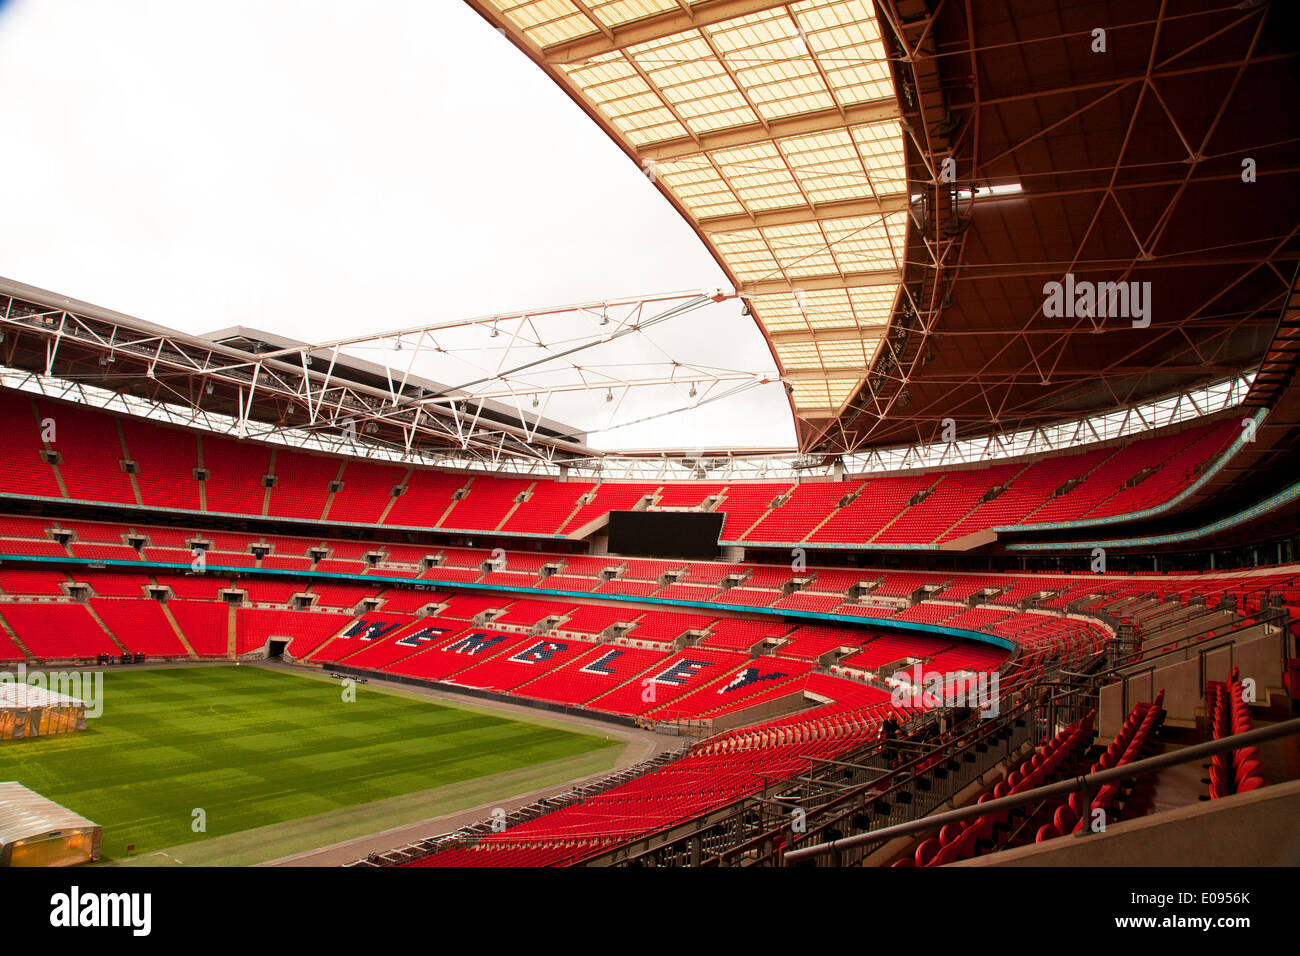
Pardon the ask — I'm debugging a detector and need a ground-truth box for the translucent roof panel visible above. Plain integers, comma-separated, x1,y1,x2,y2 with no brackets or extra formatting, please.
481,0,909,425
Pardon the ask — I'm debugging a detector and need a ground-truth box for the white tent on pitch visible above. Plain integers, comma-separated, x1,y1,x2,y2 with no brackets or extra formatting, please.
0,781,101,867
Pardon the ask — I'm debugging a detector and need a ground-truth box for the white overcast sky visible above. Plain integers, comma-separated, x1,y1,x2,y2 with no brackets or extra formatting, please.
0,0,797,451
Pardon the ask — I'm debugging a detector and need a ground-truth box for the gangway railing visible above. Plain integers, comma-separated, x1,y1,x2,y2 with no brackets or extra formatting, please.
781,717,1300,866
602,690,1062,868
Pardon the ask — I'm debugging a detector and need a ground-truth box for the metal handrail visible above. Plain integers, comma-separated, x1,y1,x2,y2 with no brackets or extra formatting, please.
712,700,1038,865
1104,621,1291,729
611,687,1067,868
782,716,1300,864
1108,604,1285,675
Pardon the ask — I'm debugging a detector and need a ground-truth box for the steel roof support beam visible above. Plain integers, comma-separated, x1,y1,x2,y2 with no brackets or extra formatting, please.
697,194,911,234
539,0,791,63
638,100,902,162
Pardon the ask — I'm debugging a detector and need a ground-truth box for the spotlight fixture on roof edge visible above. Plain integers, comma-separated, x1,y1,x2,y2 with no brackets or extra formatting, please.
963,182,1023,201
913,183,1023,204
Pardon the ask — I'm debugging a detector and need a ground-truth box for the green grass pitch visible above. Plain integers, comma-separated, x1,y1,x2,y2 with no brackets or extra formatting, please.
0,665,618,861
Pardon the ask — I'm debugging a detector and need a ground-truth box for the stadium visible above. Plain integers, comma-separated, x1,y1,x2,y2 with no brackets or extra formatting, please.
0,0,1298,887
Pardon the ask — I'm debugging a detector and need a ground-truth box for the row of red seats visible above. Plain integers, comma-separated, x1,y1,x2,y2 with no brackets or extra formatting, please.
0,563,1108,684
896,693,1171,867
0,390,1239,546
3,511,1294,626
1205,672,1267,798
1033,692,1165,843
409,695,902,866
901,710,1097,867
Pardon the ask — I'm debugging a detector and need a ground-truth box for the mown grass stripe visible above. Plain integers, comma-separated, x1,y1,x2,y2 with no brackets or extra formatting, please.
0,665,616,860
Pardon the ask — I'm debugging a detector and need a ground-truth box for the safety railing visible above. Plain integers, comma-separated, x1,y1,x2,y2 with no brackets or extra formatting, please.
1099,618,1290,730
781,717,1300,865
603,689,1063,868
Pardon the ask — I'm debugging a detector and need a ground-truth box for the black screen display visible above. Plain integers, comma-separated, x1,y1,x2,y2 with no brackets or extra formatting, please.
607,510,725,559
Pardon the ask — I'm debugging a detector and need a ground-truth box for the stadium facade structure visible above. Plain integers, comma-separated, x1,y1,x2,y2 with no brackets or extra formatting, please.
0,0,1297,866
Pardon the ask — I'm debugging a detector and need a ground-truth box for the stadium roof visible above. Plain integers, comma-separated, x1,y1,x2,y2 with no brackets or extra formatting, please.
472,0,911,433
469,0,1300,454
1,1,1294,466
0,274,604,465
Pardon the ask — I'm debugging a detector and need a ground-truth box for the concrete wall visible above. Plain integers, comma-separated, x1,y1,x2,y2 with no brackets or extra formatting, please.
1100,671,1156,740
706,690,810,733
1150,656,1202,728
1100,627,1286,738
1234,631,1286,695
1142,609,1234,652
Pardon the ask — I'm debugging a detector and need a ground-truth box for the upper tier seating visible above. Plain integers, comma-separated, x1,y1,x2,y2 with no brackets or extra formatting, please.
442,477,532,532
201,434,273,516
500,480,594,535
328,460,407,524
743,481,863,543
561,483,661,532
121,417,203,511
714,483,792,539
0,391,1239,546
942,447,1112,539
0,392,63,499
266,451,338,521
874,464,1021,544
809,473,933,543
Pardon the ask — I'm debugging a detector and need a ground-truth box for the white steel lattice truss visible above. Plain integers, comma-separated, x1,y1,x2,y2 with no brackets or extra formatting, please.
0,284,785,467
0,277,1253,479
